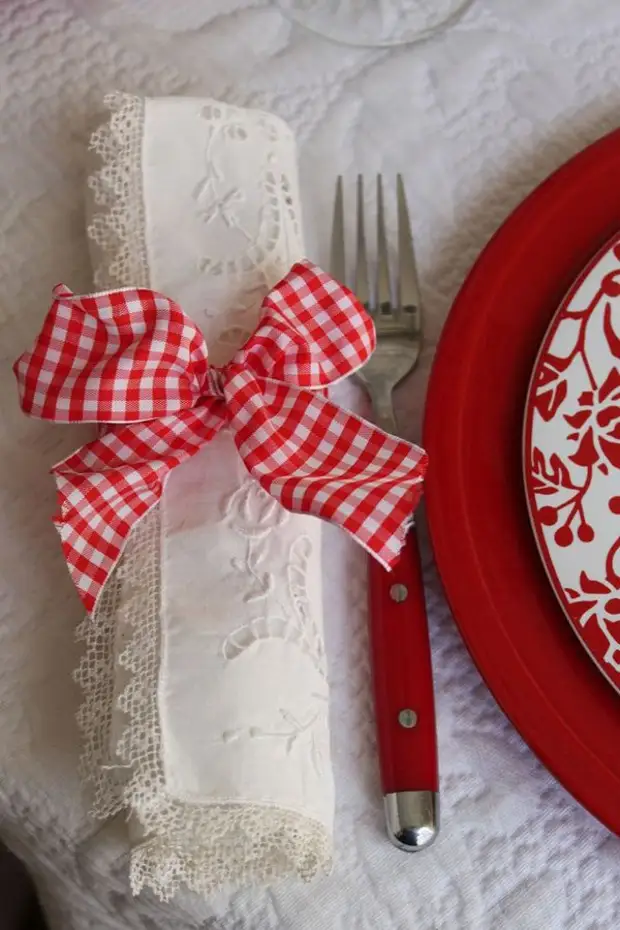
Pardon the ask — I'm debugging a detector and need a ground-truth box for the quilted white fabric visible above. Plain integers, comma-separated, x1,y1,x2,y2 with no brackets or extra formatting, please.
1,1,620,928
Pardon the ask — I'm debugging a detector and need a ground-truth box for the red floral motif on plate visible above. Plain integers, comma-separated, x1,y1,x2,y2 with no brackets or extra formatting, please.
525,237,620,691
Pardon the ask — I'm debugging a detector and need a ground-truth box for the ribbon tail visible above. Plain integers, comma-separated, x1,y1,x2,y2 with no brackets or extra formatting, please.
52,404,226,614
53,463,163,615
226,371,427,568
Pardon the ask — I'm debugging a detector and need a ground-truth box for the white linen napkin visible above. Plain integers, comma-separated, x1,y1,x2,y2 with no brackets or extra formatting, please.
76,92,334,901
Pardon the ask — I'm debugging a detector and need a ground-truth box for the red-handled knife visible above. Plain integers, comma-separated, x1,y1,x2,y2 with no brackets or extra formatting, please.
331,174,439,850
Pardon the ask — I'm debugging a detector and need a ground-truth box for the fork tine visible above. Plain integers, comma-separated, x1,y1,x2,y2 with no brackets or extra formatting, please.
376,174,391,314
396,174,422,320
355,174,372,310
330,175,346,284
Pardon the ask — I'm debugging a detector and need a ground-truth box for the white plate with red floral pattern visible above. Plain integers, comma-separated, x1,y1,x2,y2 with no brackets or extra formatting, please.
524,234,620,694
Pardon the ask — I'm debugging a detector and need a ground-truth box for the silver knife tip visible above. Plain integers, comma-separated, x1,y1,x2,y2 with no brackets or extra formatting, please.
384,791,439,852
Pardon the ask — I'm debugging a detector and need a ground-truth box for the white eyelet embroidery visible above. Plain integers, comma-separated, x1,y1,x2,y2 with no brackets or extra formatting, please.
220,705,326,778
224,478,287,601
77,93,332,900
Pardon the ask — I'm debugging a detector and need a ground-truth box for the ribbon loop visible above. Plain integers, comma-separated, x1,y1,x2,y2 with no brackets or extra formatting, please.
233,263,376,388
14,260,427,614
15,285,210,424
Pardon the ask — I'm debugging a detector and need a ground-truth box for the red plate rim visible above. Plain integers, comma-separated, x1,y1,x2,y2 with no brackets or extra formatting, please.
423,128,620,834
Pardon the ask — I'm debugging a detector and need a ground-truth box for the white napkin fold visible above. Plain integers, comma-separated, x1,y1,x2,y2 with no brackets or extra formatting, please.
77,92,334,901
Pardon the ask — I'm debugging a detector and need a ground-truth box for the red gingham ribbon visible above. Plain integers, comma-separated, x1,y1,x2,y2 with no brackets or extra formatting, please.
14,261,427,614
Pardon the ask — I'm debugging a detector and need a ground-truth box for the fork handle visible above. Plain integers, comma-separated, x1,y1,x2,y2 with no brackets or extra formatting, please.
369,525,439,849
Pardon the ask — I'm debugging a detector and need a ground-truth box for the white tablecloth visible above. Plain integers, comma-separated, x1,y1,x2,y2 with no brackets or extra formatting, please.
1,2,620,928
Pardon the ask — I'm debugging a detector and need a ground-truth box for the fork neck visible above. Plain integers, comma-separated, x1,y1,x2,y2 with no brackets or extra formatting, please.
369,384,398,435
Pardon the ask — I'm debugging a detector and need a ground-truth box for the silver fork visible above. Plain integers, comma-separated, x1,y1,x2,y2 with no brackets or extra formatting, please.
331,175,439,851
332,175,422,431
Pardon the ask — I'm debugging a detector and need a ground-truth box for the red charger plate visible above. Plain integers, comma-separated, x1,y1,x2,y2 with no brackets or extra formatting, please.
424,128,620,835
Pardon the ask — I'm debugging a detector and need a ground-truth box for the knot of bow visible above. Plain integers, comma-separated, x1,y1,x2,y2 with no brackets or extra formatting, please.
14,261,427,614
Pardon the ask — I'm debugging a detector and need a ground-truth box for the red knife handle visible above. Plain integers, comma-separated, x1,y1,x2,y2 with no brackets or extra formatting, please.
369,527,438,796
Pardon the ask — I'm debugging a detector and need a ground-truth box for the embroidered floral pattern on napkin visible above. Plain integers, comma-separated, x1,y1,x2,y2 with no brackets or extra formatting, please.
78,93,334,900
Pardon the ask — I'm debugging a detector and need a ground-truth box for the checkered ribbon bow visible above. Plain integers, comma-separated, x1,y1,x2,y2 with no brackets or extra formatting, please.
14,261,427,614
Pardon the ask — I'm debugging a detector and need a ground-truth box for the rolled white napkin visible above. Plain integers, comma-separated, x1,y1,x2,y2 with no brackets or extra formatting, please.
76,93,333,900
